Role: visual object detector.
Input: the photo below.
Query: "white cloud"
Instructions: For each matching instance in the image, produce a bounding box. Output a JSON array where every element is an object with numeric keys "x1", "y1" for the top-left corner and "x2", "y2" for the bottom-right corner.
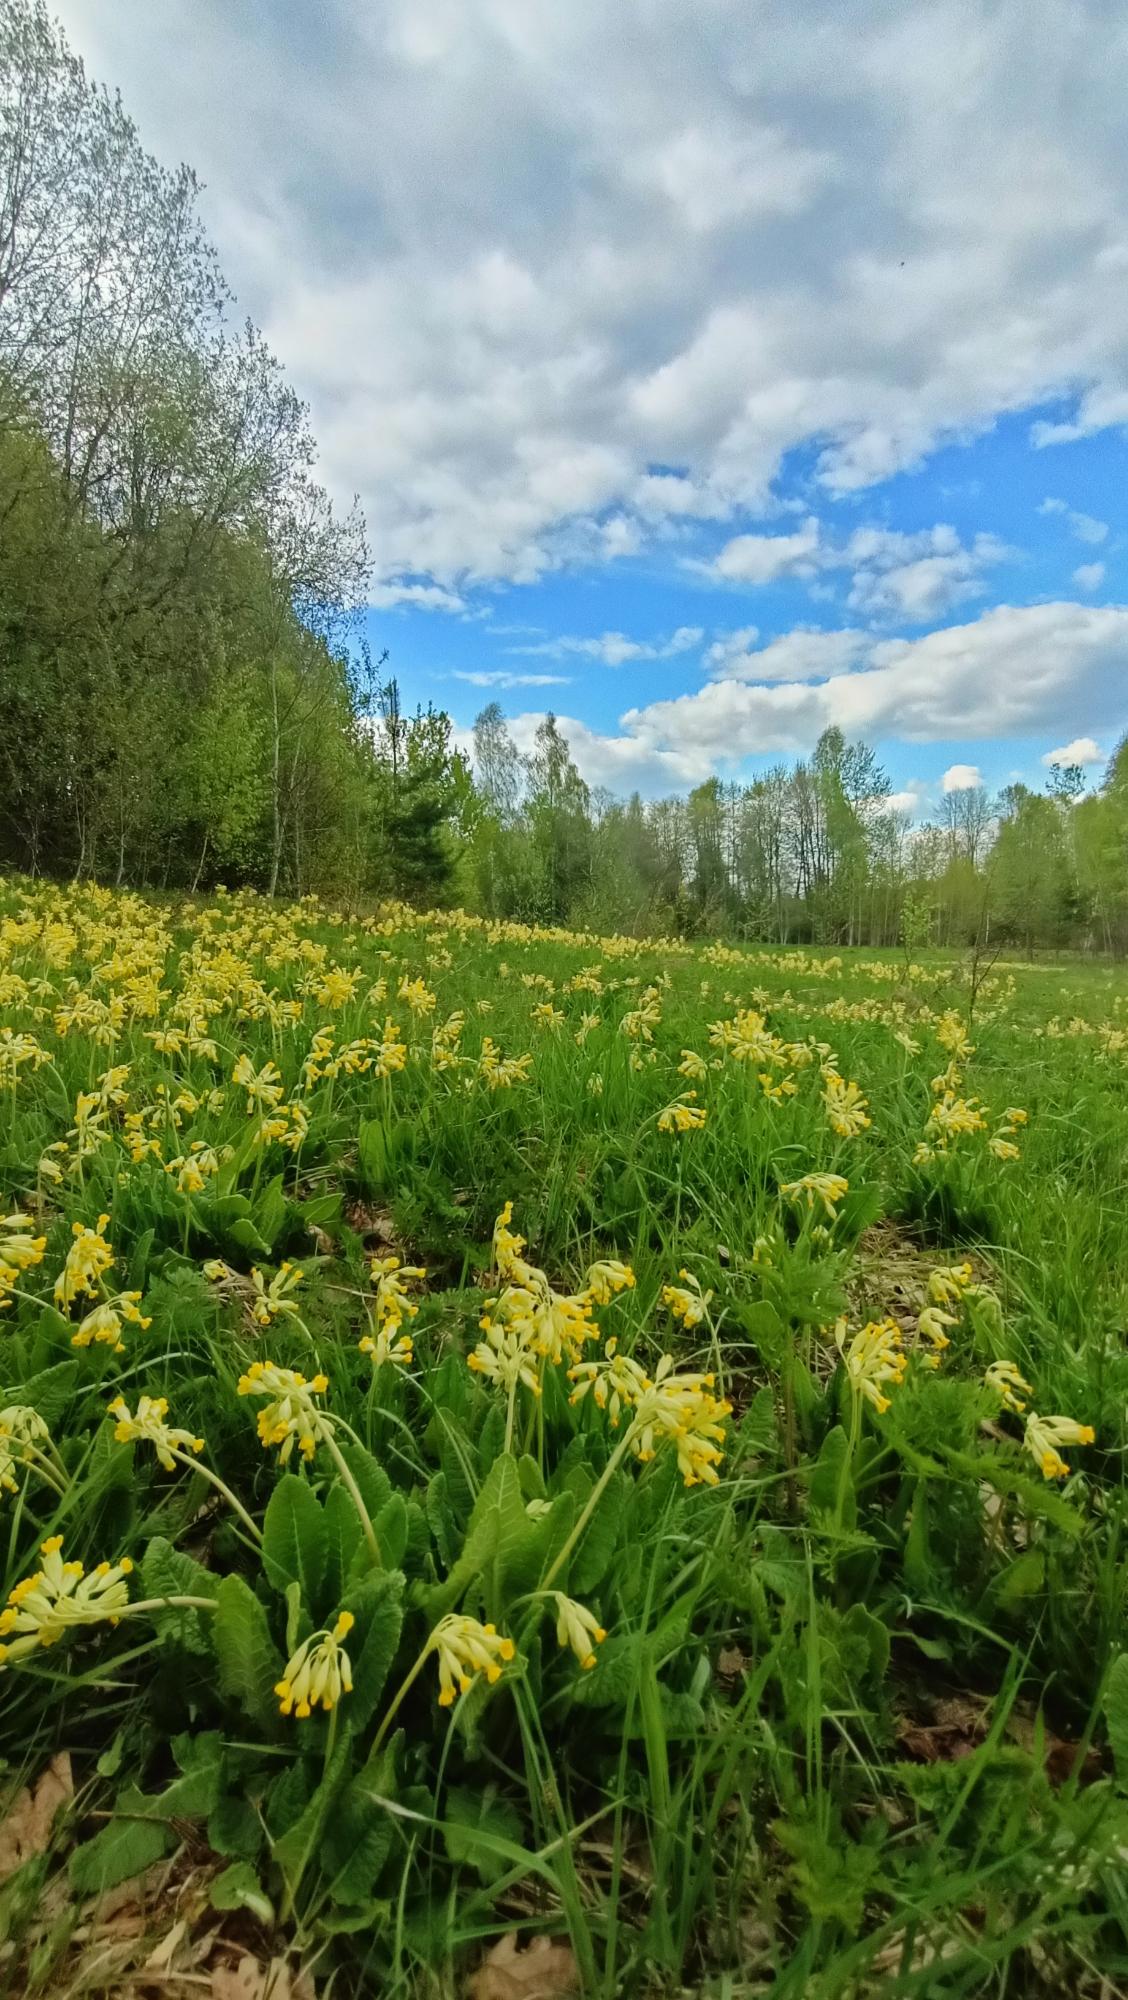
[
  {"x1": 370, "y1": 579, "x2": 468, "y2": 612},
  {"x1": 1073, "y1": 561, "x2": 1106, "y2": 591},
  {"x1": 1039, "y1": 497, "x2": 1108, "y2": 544},
  {"x1": 941, "y1": 763, "x2": 983, "y2": 793},
  {"x1": 527, "y1": 600, "x2": 1128, "y2": 788},
  {"x1": 705, "y1": 626, "x2": 868, "y2": 681},
  {"x1": 510, "y1": 625, "x2": 703, "y2": 666},
  {"x1": 695, "y1": 518, "x2": 821, "y2": 584},
  {"x1": 453, "y1": 670, "x2": 572, "y2": 688},
  {"x1": 1042, "y1": 736, "x2": 1104, "y2": 767},
  {"x1": 54, "y1": 0, "x2": 1128, "y2": 586},
  {"x1": 846, "y1": 528, "x2": 1007, "y2": 621}
]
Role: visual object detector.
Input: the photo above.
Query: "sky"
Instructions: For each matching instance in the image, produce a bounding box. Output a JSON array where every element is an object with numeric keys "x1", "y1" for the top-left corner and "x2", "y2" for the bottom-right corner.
[{"x1": 54, "y1": 0, "x2": 1128, "y2": 814}]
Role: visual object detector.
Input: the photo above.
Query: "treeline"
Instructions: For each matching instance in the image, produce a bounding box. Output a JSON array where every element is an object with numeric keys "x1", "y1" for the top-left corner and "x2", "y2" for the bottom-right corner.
[
  {"x1": 455, "y1": 705, "x2": 1128, "y2": 953},
  {"x1": 0, "y1": 0, "x2": 457, "y2": 897}
]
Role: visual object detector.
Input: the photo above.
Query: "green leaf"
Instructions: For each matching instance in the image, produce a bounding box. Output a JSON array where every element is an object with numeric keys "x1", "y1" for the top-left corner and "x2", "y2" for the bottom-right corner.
[
  {"x1": 335, "y1": 1440, "x2": 392, "y2": 1523},
  {"x1": 373, "y1": 1492, "x2": 408, "y2": 1572},
  {"x1": 253, "y1": 1174, "x2": 289, "y2": 1251},
  {"x1": 208, "y1": 1792, "x2": 263, "y2": 1861},
  {"x1": 425, "y1": 1453, "x2": 531, "y2": 1616},
  {"x1": 343, "y1": 1572, "x2": 405, "y2": 1732},
  {"x1": 992, "y1": 1550, "x2": 1045, "y2": 1609},
  {"x1": 227, "y1": 1216, "x2": 272, "y2": 1257},
  {"x1": 302, "y1": 1191, "x2": 343, "y2": 1231},
  {"x1": 323, "y1": 1481, "x2": 364, "y2": 1606},
  {"x1": 1105, "y1": 1655, "x2": 1128, "y2": 1781},
  {"x1": 213, "y1": 1574, "x2": 284, "y2": 1731},
  {"x1": 735, "y1": 1298, "x2": 786, "y2": 1368},
  {"x1": 12, "y1": 1360, "x2": 80, "y2": 1426},
  {"x1": 443, "y1": 1786, "x2": 524, "y2": 1883},
  {"x1": 808, "y1": 1424, "x2": 855, "y2": 1527},
  {"x1": 140, "y1": 1537, "x2": 217, "y2": 1656},
  {"x1": 210, "y1": 1860, "x2": 274, "y2": 1924},
  {"x1": 69, "y1": 1803, "x2": 171, "y2": 1894},
  {"x1": 322, "y1": 1787, "x2": 395, "y2": 1905},
  {"x1": 272, "y1": 1733, "x2": 351, "y2": 1888},
  {"x1": 262, "y1": 1475, "x2": 329, "y2": 1608}
]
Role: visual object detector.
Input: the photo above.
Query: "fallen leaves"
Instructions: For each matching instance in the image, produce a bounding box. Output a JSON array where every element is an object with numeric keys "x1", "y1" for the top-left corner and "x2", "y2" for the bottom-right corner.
[
  {"x1": 468, "y1": 1932, "x2": 580, "y2": 2000},
  {"x1": 0, "y1": 1751, "x2": 72, "y2": 1878},
  {"x1": 211, "y1": 1952, "x2": 316, "y2": 2000}
]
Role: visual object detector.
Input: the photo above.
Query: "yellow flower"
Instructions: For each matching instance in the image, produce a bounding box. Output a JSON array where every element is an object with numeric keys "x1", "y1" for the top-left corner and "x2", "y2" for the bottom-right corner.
[
  {"x1": 232, "y1": 1055, "x2": 284, "y2": 1112},
  {"x1": 780, "y1": 1172, "x2": 849, "y2": 1218},
  {"x1": 430, "y1": 1613, "x2": 515, "y2": 1707},
  {"x1": 72, "y1": 1291, "x2": 150, "y2": 1353},
  {"x1": 0, "y1": 1214, "x2": 46, "y2": 1271},
  {"x1": 370, "y1": 1254, "x2": 425, "y2": 1334},
  {"x1": 108, "y1": 1394, "x2": 204, "y2": 1471},
  {"x1": 678, "y1": 1049, "x2": 708, "y2": 1081},
  {"x1": 477, "y1": 1039, "x2": 533, "y2": 1088},
  {"x1": 927, "y1": 1262, "x2": 973, "y2": 1307},
  {"x1": 0, "y1": 1537, "x2": 133, "y2": 1664},
  {"x1": 1024, "y1": 1412, "x2": 1095, "y2": 1481},
  {"x1": 657, "y1": 1093, "x2": 707, "y2": 1134},
  {"x1": 568, "y1": 1337, "x2": 649, "y2": 1429},
  {"x1": 918, "y1": 1305, "x2": 957, "y2": 1355},
  {"x1": 662, "y1": 1269, "x2": 713, "y2": 1328},
  {"x1": 275, "y1": 1611, "x2": 355, "y2": 1718},
  {"x1": 629, "y1": 1356, "x2": 731, "y2": 1486},
  {"x1": 0, "y1": 1407, "x2": 51, "y2": 1496},
  {"x1": 834, "y1": 1316, "x2": 907, "y2": 1414},
  {"x1": 398, "y1": 976, "x2": 437, "y2": 1016},
  {"x1": 237, "y1": 1361, "x2": 334, "y2": 1463},
  {"x1": 584, "y1": 1258, "x2": 635, "y2": 1306},
  {"x1": 468, "y1": 1296, "x2": 542, "y2": 1397},
  {"x1": 54, "y1": 1214, "x2": 114, "y2": 1307},
  {"x1": 249, "y1": 1262, "x2": 305, "y2": 1326},
  {"x1": 823, "y1": 1075, "x2": 871, "y2": 1139},
  {"x1": 553, "y1": 1592, "x2": 606, "y2": 1669},
  {"x1": 984, "y1": 1359, "x2": 1033, "y2": 1414}
]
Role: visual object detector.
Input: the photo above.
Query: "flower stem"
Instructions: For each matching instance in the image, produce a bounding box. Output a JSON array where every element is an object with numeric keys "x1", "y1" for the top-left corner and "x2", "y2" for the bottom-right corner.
[{"x1": 322, "y1": 1432, "x2": 382, "y2": 1568}]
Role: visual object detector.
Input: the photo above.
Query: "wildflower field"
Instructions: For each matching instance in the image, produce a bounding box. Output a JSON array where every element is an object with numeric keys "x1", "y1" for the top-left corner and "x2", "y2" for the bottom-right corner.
[{"x1": 0, "y1": 879, "x2": 1127, "y2": 1997}]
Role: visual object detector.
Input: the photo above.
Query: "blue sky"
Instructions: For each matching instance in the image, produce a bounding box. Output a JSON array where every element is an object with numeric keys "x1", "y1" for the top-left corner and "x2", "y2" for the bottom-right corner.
[{"x1": 55, "y1": 0, "x2": 1128, "y2": 813}]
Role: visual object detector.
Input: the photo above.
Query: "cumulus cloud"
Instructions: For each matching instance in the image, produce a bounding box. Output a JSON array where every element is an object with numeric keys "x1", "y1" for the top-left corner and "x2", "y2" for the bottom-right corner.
[
  {"x1": 1073, "y1": 561, "x2": 1106, "y2": 591},
  {"x1": 693, "y1": 519, "x2": 821, "y2": 585},
  {"x1": 941, "y1": 763, "x2": 983, "y2": 793},
  {"x1": 52, "y1": 0, "x2": 1128, "y2": 584},
  {"x1": 1042, "y1": 736, "x2": 1104, "y2": 767},
  {"x1": 518, "y1": 601, "x2": 1128, "y2": 791},
  {"x1": 704, "y1": 626, "x2": 869, "y2": 681}
]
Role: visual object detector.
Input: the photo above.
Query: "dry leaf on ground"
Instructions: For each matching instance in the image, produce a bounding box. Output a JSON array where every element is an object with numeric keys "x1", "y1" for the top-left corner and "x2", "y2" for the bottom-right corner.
[
  {"x1": 0, "y1": 1751, "x2": 72, "y2": 1878},
  {"x1": 469, "y1": 1932, "x2": 580, "y2": 2000},
  {"x1": 211, "y1": 1952, "x2": 316, "y2": 2000}
]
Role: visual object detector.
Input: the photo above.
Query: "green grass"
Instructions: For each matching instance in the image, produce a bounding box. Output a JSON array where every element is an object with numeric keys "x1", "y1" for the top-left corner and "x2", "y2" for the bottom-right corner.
[{"x1": 0, "y1": 882, "x2": 1126, "y2": 1996}]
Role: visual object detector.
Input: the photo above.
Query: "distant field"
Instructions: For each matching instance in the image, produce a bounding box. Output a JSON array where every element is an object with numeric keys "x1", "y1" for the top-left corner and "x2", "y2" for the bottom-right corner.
[{"x1": 1, "y1": 880, "x2": 1127, "y2": 1996}]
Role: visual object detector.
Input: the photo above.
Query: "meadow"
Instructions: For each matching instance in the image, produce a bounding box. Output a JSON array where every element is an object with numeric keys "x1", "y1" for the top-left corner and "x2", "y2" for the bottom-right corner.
[{"x1": 0, "y1": 878, "x2": 1126, "y2": 1998}]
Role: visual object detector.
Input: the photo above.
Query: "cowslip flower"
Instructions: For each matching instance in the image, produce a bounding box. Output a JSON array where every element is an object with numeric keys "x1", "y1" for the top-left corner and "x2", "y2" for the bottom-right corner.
[
  {"x1": 250, "y1": 1262, "x2": 305, "y2": 1326},
  {"x1": 54, "y1": 1215, "x2": 114, "y2": 1307},
  {"x1": 108, "y1": 1394, "x2": 204, "y2": 1471},
  {"x1": 232, "y1": 1055, "x2": 284, "y2": 1113},
  {"x1": 629, "y1": 1356, "x2": 731, "y2": 1486},
  {"x1": 662, "y1": 1269, "x2": 713, "y2": 1328},
  {"x1": 927, "y1": 1262, "x2": 973, "y2": 1308},
  {"x1": 918, "y1": 1305, "x2": 957, "y2": 1364},
  {"x1": 275, "y1": 1611, "x2": 355, "y2": 1718},
  {"x1": 370, "y1": 1254, "x2": 425, "y2": 1334},
  {"x1": 678, "y1": 1049, "x2": 708, "y2": 1081},
  {"x1": 984, "y1": 1359, "x2": 1033, "y2": 1414},
  {"x1": 468, "y1": 1297, "x2": 541, "y2": 1398},
  {"x1": 553, "y1": 1592, "x2": 606, "y2": 1669},
  {"x1": 584, "y1": 1258, "x2": 636, "y2": 1307},
  {"x1": 834, "y1": 1317, "x2": 907, "y2": 1414},
  {"x1": 0, "y1": 1213, "x2": 46, "y2": 1273},
  {"x1": 0, "y1": 1537, "x2": 133, "y2": 1664},
  {"x1": 568, "y1": 1337, "x2": 650, "y2": 1429},
  {"x1": 824, "y1": 1075, "x2": 871, "y2": 1139},
  {"x1": 780, "y1": 1172, "x2": 849, "y2": 1219},
  {"x1": 72, "y1": 1291, "x2": 150, "y2": 1353},
  {"x1": 430, "y1": 1613, "x2": 515, "y2": 1707},
  {"x1": 237, "y1": 1361, "x2": 334, "y2": 1463},
  {"x1": 1024, "y1": 1412, "x2": 1095, "y2": 1481},
  {"x1": 657, "y1": 1093, "x2": 707, "y2": 1135},
  {"x1": 0, "y1": 1407, "x2": 51, "y2": 1495}
]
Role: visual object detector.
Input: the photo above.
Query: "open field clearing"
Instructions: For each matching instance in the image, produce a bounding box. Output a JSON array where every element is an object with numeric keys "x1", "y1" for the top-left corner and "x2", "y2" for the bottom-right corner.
[{"x1": 0, "y1": 880, "x2": 1124, "y2": 1995}]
